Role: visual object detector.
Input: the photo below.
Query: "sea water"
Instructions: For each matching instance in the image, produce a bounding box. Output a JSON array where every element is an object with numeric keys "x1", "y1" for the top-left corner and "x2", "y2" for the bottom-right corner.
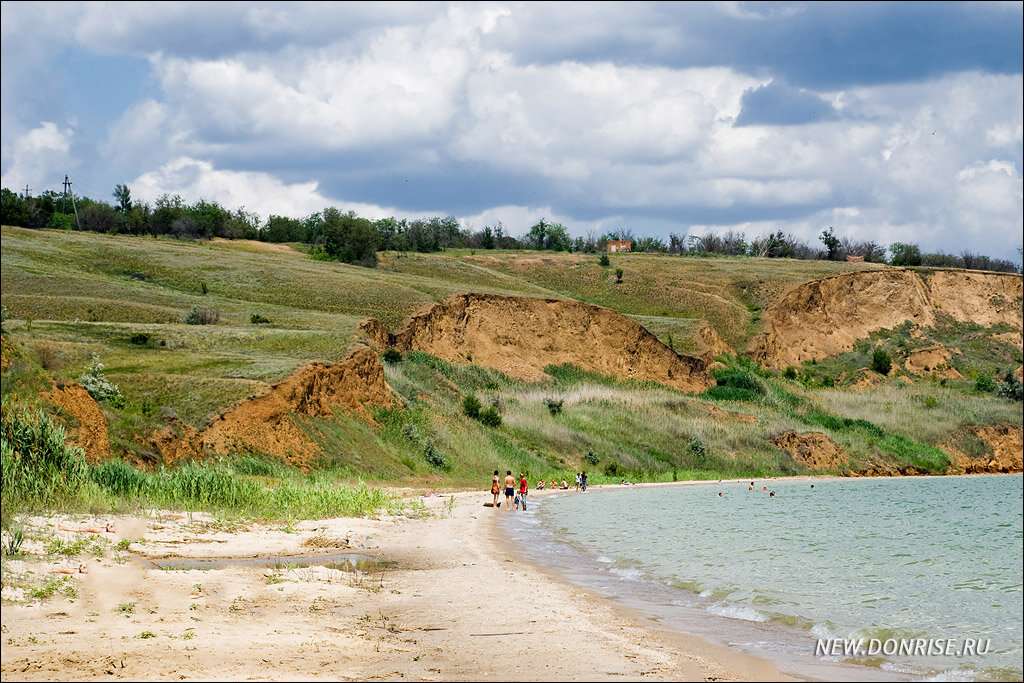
[{"x1": 499, "y1": 475, "x2": 1023, "y2": 681}]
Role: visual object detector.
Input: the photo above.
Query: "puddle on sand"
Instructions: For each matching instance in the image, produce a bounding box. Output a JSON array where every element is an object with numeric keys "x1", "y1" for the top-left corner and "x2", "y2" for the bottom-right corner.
[{"x1": 151, "y1": 553, "x2": 392, "y2": 572}]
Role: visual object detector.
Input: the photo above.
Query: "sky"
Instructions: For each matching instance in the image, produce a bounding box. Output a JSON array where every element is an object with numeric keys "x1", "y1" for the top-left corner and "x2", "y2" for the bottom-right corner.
[{"x1": 2, "y1": 1, "x2": 1022, "y2": 263}]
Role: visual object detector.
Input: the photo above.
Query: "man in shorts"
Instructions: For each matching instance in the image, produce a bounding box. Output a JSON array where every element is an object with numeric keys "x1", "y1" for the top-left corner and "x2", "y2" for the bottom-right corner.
[{"x1": 504, "y1": 470, "x2": 516, "y2": 511}]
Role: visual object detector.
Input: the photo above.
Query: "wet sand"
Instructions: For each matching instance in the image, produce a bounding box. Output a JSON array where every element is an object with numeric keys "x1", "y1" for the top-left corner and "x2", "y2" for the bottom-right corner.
[{"x1": 1, "y1": 487, "x2": 793, "y2": 681}]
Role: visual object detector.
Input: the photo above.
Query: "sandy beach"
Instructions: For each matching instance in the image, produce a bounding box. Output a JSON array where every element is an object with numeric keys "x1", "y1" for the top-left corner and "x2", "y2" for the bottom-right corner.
[{"x1": 0, "y1": 483, "x2": 793, "y2": 682}]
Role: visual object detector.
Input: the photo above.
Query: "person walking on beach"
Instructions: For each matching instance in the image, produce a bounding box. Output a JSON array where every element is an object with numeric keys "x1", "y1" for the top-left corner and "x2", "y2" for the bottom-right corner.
[
  {"x1": 519, "y1": 473, "x2": 529, "y2": 511},
  {"x1": 581, "y1": 471, "x2": 588, "y2": 492},
  {"x1": 491, "y1": 470, "x2": 501, "y2": 508},
  {"x1": 504, "y1": 470, "x2": 516, "y2": 510},
  {"x1": 575, "y1": 472, "x2": 582, "y2": 491}
]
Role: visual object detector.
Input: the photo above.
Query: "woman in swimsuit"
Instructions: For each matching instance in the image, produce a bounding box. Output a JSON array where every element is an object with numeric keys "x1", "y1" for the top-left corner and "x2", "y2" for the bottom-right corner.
[{"x1": 491, "y1": 470, "x2": 501, "y2": 507}]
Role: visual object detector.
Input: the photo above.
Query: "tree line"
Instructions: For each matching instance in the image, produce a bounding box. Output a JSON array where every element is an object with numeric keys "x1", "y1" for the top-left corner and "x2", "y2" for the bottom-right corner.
[{"x1": 0, "y1": 185, "x2": 1018, "y2": 273}]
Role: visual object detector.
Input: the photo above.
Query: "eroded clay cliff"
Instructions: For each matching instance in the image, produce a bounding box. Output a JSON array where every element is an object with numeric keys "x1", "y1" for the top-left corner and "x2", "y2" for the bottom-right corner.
[
  {"x1": 360, "y1": 292, "x2": 714, "y2": 393},
  {"x1": 748, "y1": 269, "x2": 1022, "y2": 369}
]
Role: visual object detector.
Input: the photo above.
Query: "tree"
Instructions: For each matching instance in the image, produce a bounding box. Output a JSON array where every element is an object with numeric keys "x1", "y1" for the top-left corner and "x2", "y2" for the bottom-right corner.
[
  {"x1": 263, "y1": 214, "x2": 304, "y2": 243},
  {"x1": 870, "y1": 349, "x2": 892, "y2": 375},
  {"x1": 889, "y1": 242, "x2": 921, "y2": 267},
  {"x1": 320, "y1": 208, "x2": 378, "y2": 267},
  {"x1": 820, "y1": 226, "x2": 842, "y2": 260},
  {"x1": 113, "y1": 184, "x2": 132, "y2": 213}
]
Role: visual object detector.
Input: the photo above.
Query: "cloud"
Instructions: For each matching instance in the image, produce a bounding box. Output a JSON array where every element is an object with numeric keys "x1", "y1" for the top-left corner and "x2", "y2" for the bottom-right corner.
[
  {"x1": 1, "y1": 122, "x2": 73, "y2": 191},
  {"x1": 131, "y1": 157, "x2": 334, "y2": 219}
]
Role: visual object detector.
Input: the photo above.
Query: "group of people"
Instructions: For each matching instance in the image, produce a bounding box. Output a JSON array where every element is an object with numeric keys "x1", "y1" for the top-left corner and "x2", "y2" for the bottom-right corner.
[{"x1": 489, "y1": 470, "x2": 590, "y2": 510}]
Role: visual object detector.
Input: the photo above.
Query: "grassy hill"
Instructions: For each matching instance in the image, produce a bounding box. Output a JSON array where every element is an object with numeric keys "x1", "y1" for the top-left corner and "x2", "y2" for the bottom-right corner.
[{"x1": 2, "y1": 225, "x2": 1020, "y2": 496}]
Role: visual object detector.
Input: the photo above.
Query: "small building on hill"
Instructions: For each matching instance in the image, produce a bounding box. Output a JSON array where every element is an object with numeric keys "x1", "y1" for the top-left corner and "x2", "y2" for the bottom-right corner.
[{"x1": 607, "y1": 240, "x2": 632, "y2": 253}]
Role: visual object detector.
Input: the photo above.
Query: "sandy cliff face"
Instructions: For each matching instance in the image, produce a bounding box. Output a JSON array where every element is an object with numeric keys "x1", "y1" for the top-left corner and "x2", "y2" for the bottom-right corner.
[
  {"x1": 771, "y1": 430, "x2": 849, "y2": 471},
  {"x1": 42, "y1": 382, "x2": 111, "y2": 464},
  {"x1": 944, "y1": 424, "x2": 1023, "y2": 474},
  {"x1": 748, "y1": 269, "x2": 1023, "y2": 369},
  {"x1": 360, "y1": 292, "x2": 714, "y2": 393},
  {"x1": 199, "y1": 345, "x2": 397, "y2": 469}
]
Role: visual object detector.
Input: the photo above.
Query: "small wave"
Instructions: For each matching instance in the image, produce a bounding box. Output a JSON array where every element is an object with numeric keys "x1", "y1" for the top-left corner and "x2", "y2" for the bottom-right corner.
[
  {"x1": 610, "y1": 567, "x2": 643, "y2": 580},
  {"x1": 919, "y1": 668, "x2": 982, "y2": 682},
  {"x1": 705, "y1": 603, "x2": 768, "y2": 622}
]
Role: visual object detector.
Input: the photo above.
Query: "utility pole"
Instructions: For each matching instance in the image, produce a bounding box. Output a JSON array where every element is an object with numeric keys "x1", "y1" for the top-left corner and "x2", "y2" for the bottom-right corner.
[
  {"x1": 63, "y1": 175, "x2": 82, "y2": 230},
  {"x1": 24, "y1": 184, "x2": 31, "y2": 198}
]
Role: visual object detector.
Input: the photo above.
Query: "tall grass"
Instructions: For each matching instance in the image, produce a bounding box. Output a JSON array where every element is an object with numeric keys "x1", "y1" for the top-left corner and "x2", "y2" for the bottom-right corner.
[
  {"x1": 87, "y1": 458, "x2": 401, "y2": 518},
  {"x1": 1, "y1": 403, "x2": 88, "y2": 514}
]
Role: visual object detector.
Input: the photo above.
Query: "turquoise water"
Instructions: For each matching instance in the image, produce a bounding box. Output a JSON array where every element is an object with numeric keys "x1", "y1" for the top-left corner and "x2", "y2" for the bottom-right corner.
[{"x1": 501, "y1": 475, "x2": 1023, "y2": 681}]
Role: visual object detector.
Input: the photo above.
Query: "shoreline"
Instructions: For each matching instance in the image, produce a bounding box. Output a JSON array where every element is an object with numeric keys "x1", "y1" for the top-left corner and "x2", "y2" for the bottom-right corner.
[
  {"x1": 3, "y1": 473, "x2": 1017, "y2": 680},
  {"x1": 1, "y1": 489, "x2": 793, "y2": 681},
  {"x1": 508, "y1": 474, "x2": 1022, "y2": 682}
]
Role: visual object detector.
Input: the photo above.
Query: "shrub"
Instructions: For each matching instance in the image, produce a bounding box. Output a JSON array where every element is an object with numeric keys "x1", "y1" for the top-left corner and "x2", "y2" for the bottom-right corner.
[
  {"x1": 543, "y1": 398, "x2": 564, "y2": 416},
  {"x1": 974, "y1": 373, "x2": 996, "y2": 394},
  {"x1": 870, "y1": 349, "x2": 892, "y2": 376},
  {"x1": 704, "y1": 365, "x2": 768, "y2": 402},
  {"x1": 381, "y1": 349, "x2": 402, "y2": 364},
  {"x1": 423, "y1": 440, "x2": 450, "y2": 470},
  {"x1": 463, "y1": 394, "x2": 482, "y2": 419},
  {"x1": 585, "y1": 450, "x2": 600, "y2": 466},
  {"x1": 603, "y1": 461, "x2": 621, "y2": 477},
  {"x1": 479, "y1": 406, "x2": 502, "y2": 427},
  {"x1": 250, "y1": 313, "x2": 271, "y2": 325},
  {"x1": 996, "y1": 371, "x2": 1021, "y2": 401},
  {"x1": 129, "y1": 332, "x2": 151, "y2": 346},
  {"x1": 688, "y1": 437, "x2": 708, "y2": 460},
  {"x1": 180, "y1": 306, "x2": 220, "y2": 325},
  {"x1": 78, "y1": 355, "x2": 125, "y2": 407},
  {"x1": 783, "y1": 366, "x2": 798, "y2": 380},
  {"x1": 36, "y1": 343, "x2": 65, "y2": 371},
  {"x1": 820, "y1": 375, "x2": 835, "y2": 388},
  {"x1": 1, "y1": 404, "x2": 88, "y2": 509},
  {"x1": 615, "y1": 268, "x2": 623, "y2": 283},
  {"x1": 598, "y1": 253, "x2": 610, "y2": 267}
]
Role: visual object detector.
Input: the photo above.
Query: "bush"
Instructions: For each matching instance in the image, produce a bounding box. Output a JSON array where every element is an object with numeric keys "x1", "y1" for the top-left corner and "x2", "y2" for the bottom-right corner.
[
  {"x1": 603, "y1": 461, "x2": 621, "y2": 477},
  {"x1": 463, "y1": 394, "x2": 482, "y2": 419},
  {"x1": 598, "y1": 253, "x2": 610, "y2": 267},
  {"x1": 688, "y1": 437, "x2": 708, "y2": 460},
  {"x1": 423, "y1": 440, "x2": 450, "y2": 470},
  {"x1": 543, "y1": 398, "x2": 564, "y2": 416},
  {"x1": 585, "y1": 450, "x2": 599, "y2": 466},
  {"x1": 479, "y1": 406, "x2": 502, "y2": 427},
  {"x1": 78, "y1": 355, "x2": 125, "y2": 407},
  {"x1": 704, "y1": 365, "x2": 768, "y2": 402},
  {"x1": 1, "y1": 404, "x2": 88, "y2": 509},
  {"x1": 381, "y1": 349, "x2": 403, "y2": 364},
  {"x1": 870, "y1": 349, "x2": 892, "y2": 376},
  {"x1": 974, "y1": 373, "x2": 996, "y2": 394},
  {"x1": 783, "y1": 366, "x2": 798, "y2": 380},
  {"x1": 180, "y1": 306, "x2": 220, "y2": 325},
  {"x1": 250, "y1": 313, "x2": 271, "y2": 325},
  {"x1": 615, "y1": 268, "x2": 623, "y2": 283},
  {"x1": 997, "y1": 371, "x2": 1023, "y2": 401},
  {"x1": 129, "y1": 332, "x2": 151, "y2": 346}
]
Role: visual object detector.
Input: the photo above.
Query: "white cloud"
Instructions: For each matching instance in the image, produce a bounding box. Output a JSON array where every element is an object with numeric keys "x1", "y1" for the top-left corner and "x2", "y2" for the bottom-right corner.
[
  {"x1": 1, "y1": 122, "x2": 73, "y2": 191},
  {"x1": 131, "y1": 157, "x2": 333, "y2": 219}
]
